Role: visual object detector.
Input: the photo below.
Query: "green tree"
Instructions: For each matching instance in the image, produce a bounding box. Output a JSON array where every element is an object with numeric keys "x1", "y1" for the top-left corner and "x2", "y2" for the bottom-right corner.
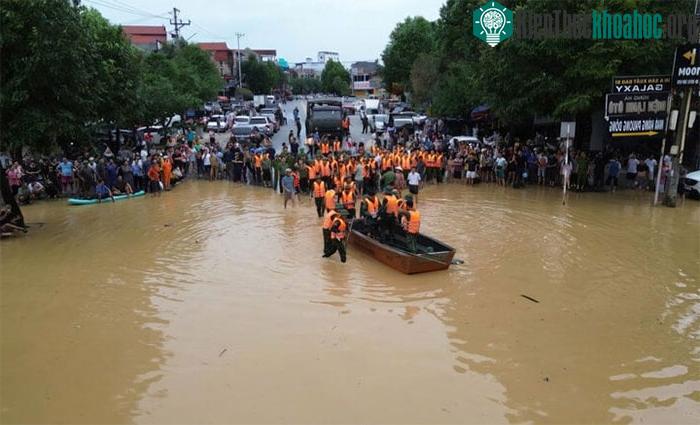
[
  {"x1": 410, "y1": 53, "x2": 439, "y2": 107},
  {"x1": 0, "y1": 0, "x2": 97, "y2": 154},
  {"x1": 242, "y1": 55, "x2": 283, "y2": 94},
  {"x1": 320, "y1": 60, "x2": 350, "y2": 96},
  {"x1": 381, "y1": 16, "x2": 435, "y2": 91},
  {"x1": 424, "y1": 0, "x2": 689, "y2": 130}
]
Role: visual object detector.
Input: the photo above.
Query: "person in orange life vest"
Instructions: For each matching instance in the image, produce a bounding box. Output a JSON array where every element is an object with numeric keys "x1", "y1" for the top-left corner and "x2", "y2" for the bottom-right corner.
[
  {"x1": 323, "y1": 214, "x2": 347, "y2": 263},
  {"x1": 399, "y1": 198, "x2": 420, "y2": 253},
  {"x1": 320, "y1": 138, "x2": 331, "y2": 155},
  {"x1": 312, "y1": 176, "x2": 326, "y2": 217},
  {"x1": 360, "y1": 190, "x2": 381, "y2": 237},
  {"x1": 322, "y1": 209, "x2": 339, "y2": 256},
  {"x1": 320, "y1": 157, "x2": 332, "y2": 188},
  {"x1": 378, "y1": 187, "x2": 399, "y2": 242},
  {"x1": 332, "y1": 138, "x2": 342, "y2": 153},
  {"x1": 324, "y1": 187, "x2": 337, "y2": 211},
  {"x1": 253, "y1": 153, "x2": 263, "y2": 185},
  {"x1": 340, "y1": 186, "x2": 356, "y2": 218}
]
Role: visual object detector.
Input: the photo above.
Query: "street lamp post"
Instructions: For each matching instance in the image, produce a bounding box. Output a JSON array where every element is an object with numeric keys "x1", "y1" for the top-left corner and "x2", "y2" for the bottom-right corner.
[{"x1": 236, "y1": 32, "x2": 245, "y2": 89}]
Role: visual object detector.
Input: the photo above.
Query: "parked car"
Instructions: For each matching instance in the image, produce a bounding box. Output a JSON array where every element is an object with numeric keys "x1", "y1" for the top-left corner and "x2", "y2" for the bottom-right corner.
[
  {"x1": 683, "y1": 170, "x2": 700, "y2": 199},
  {"x1": 412, "y1": 112, "x2": 428, "y2": 127},
  {"x1": 204, "y1": 101, "x2": 223, "y2": 114},
  {"x1": 369, "y1": 114, "x2": 388, "y2": 134},
  {"x1": 206, "y1": 114, "x2": 227, "y2": 132},
  {"x1": 231, "y1": 125, "x2": 254, "y2": 143},
  {"x1": 259, "y1": 108, "x2": 279, "y2": 131},
  {"x1": 249, "y1": 116, "x2": 274, "y2": 136},
  {"x1": 233, "y1": 115, "x2": 251, "y2": 127},
  {"x1": 389, "y1": 112, "x2": 416, "y2": 131}
]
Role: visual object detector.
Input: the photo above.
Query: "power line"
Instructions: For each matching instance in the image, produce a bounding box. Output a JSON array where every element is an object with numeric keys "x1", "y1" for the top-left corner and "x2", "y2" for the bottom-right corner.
[
  {"x1": 83, "y1": 0, "x2": 168, "y2": 20},
  {"x1": 109, "y1": 0, "x2": 169, "y2": 19}
]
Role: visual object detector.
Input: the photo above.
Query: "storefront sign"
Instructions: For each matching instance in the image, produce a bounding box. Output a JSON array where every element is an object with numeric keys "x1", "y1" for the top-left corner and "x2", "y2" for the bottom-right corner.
[
  {"x1": 611, "y1": 75, "x2": 671, "y2": 93},
  {"x1": 672, "y1": 44, "x2": 700, "y2": 87},
  {"x1": 608, "y1": 117, "x2": 665, "y2": 137},
  {"x1": 605, "y1": 92, "x2": 669, "y2": 117}
]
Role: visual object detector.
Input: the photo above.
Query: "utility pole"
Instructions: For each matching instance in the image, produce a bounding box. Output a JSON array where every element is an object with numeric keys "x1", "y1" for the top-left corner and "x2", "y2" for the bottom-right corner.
[
  {"x1": 236, "y1": 32, "x2": 245, "y2": 88},
  {"x1": 169, "y1": 7, "x2": 190, "y2": 40}
]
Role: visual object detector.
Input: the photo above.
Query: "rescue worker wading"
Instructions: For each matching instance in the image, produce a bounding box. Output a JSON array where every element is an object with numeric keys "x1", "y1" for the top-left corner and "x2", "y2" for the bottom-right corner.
[
  {"x1": 399, "y1": 199, "x2": 421, "y2": 253},
  {"x1": 312, "y1": 177, "x2": 326, "y2": 218},
  {"x1": 324, "y1": 187, "x2": 337, "y2": 212},
  {"x1": 323, "y1": 214, "x2": 348, "y2": 263},
  {"x1": 322, "y1": 209, "x2": 338, "y2": 257}
]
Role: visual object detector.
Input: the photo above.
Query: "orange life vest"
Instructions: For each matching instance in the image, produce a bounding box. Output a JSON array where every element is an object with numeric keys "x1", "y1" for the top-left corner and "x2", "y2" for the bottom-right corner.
[
  {"x1": 307, "y1": 164, "x2": 317, "y2": 180},
  {"x1": 333, "y1": 140, "x2": 341, "y2": 152},
  {"x1": 404, "y1": 210, "x2": 421, "y2": 234},
  {"x1": 341, "y1": 191, "x2": 355, "y2": 209},
  {"x1": 334, "y1": 177, "x2": 343, "y2": 192},
  {"x1": 321, "y1": 162, "x2": 331, "y2": 177},
  {"x1": 338, "y1": 164, "x2": 346, "y2": 179},
  {"x1": 322, "y1": 210, "x2": 336, "y2": 229},
  {"x1": 331, "y1": 217, "x2": 347, "y2": 240},
  {"x1": 384, "y1": 194, "x2": 398, "y2": 215},
  {"x1": 313, "y1": 180, "x2": 326, "y2": 198},
  {"x1": 321, "y1": 142, "x2": 330, "y2": 155},
  {"x1": 324, "y1": 189, "x2": 336, "y2": 210},
  {"x1": 364, "y1": 197, "x2": 379, "y2": 216},
  {"x1": 254, "y1": 154, "x2": 262, "y2": 168},
  {"x1": 314, "y1": 160, "x2": 322, "y2": 175},
  {"x1": 396, "y1": 199, "x2": 406, "y2": 215},
  {"x1": 401, "y1": 156, "x2": 411, "y2": 170}
]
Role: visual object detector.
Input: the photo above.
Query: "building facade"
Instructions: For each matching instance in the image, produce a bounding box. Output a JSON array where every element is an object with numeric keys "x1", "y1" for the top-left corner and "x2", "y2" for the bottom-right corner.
[
  {"x1": 197, "y1": 42, "x2": 235, "y2": 82},
  {"x1": 121, "y1": 25, "x2": 167, "y2": 52},
  {"x1": 294, "y1": 51, "x2": 342, "y2": 78},
  {"x1": 351, "y1": 61, "x2": 381, "y2": 97}
]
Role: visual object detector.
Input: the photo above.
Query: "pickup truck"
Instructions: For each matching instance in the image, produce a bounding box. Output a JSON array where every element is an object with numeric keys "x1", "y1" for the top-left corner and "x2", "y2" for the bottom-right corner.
[
  {"x1": 306, "y1": 99, "x2": 343, "y2": 138},
  {"x1": 389, "y1": 112, "x2": 416, "y2": 131}
]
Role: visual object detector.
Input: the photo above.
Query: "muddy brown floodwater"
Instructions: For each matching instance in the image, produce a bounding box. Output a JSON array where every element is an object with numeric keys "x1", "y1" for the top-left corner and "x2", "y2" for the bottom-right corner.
[{"x1": 1, "y1": 180, "x2": 699, "y2": 424}]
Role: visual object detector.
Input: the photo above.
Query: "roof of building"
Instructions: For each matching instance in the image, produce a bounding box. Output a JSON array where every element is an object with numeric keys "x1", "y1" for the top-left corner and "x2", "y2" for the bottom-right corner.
[
  {"x1": 122, "y1": 25, "x2": 167, "y2": 36},
  {"x1": 252, "y1": 49, "x2": 277, "y2": 56},
  {"x1": 197, "y1": 42, "x2": 230, "y2": 51},
  {"x1": 352, "y1": 61, "x2": 379, "y2": 73}
]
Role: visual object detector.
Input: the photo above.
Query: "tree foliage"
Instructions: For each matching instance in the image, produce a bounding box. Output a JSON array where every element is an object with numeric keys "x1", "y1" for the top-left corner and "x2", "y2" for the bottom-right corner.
[
  {"x1": 410, "y1": 53, "x2": 439, "y2": 107},
  {"x1": 320, "y1": 60, "x2": 351, "y2": 96},
  {"x1": 381, "y1": 0, "x2": 690, "y2": 134},
  {"x1": 381, "y1": 16, "x2": 436, "y2": 90},
  {"x1": 289, "y1": 76, "x2": 322, "y2": 94},
  {"x1": 242, "y1": 55, "x2": 284, "y2": 94},
  {"x1": 0, "y1": 0, "x2": 222, "y2": 154}
]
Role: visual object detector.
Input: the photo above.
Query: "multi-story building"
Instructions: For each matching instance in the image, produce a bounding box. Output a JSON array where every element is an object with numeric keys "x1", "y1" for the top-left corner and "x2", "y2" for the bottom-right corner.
[
  {"x1": 351, "y1": 61, "x2": 382, "y2": 97},
  {"x1": 197, "y1": 42, "x2": 235, "y2": 82},
  {"x1": 121, "y1": 25, "x2": 167, "y2": 52},
  {"x1": 294, "y1": 51, "x2": 342, "y2": 78}
]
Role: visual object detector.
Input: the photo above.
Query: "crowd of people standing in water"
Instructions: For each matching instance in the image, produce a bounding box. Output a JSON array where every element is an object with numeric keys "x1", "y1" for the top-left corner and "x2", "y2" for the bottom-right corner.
[{"x1": 1, "y1": 110, "x2": 688, "y2": 242}]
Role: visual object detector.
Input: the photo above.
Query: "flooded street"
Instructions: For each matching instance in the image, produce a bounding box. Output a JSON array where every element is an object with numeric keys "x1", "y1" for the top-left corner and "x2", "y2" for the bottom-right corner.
[{"x1": 1, "y1": 181, "x2": 699, "y2": 424}]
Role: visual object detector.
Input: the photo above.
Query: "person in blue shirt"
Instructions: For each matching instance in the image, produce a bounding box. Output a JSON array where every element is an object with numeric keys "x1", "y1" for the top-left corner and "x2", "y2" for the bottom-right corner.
[
  {"x1": 95, "y1": 179, "x2": 114, "y2": 203},
  {"x1": 606, "y1": 158, "x2": 621, "y2": 192}
]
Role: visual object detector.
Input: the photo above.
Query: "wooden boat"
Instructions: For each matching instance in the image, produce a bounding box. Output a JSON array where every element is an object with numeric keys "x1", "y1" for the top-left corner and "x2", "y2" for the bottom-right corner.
[{"x1": 348, "y1": 219, "x2": 456, "y2": 274}]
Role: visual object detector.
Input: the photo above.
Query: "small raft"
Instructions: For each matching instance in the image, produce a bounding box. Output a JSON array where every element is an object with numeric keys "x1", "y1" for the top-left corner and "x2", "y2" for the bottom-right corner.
[
  {"x1": 68, "y1": 190, "x2": 145, "y2": 205},
  {"x1": 348, "y1": 219, "x2": 456, "y2": 274}
]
